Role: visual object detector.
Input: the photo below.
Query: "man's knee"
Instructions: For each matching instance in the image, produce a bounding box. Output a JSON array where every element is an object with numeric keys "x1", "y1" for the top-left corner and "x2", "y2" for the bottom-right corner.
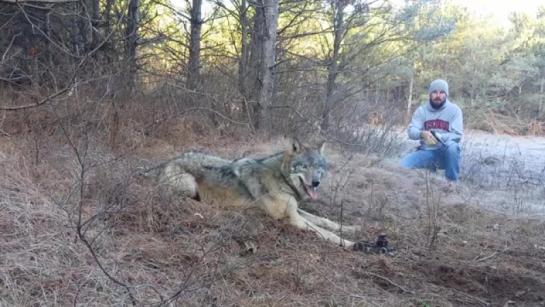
[
  {"x1": 445, "y1": 143, "x2": 460, "y2": 156},
  {"x1": 400, "y1": 150, "x2": 434, "y2": 169},
  {"x1": 400, "y1": 155, "x2": 414, "y2": 168},
  {"x1": 400, "y1": 151, "x2": 421, "y2": 168}
]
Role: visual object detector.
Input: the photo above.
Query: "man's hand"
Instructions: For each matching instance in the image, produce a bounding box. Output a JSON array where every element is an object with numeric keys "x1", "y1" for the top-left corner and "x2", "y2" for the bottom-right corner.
[{"x1": 421, "y1": 130, "x2": 438, "y2": 145}]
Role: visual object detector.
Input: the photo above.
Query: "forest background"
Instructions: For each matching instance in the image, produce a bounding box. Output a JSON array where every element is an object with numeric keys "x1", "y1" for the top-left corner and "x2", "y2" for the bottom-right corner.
[
  {"x1": 1, "y1": 0, "x2": 544, "y2": 137},
  {"x1": 2, "y1": 1, "x2": 545, "y2": 305}
]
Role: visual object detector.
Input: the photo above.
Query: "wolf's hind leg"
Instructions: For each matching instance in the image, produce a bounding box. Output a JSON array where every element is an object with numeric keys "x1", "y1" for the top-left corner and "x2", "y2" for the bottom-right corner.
[
  {"x1": 160, "y1": 164, "x2": 199, "y2": 199},
  {"x1": 297, "y1": 209, "x2": 360, "y2": 234}
]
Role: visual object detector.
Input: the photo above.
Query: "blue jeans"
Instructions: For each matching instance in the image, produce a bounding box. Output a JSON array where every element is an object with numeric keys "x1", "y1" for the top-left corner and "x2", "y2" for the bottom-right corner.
[{"x1": 400, "y1": 143, "x2": 461, "y2": 181}]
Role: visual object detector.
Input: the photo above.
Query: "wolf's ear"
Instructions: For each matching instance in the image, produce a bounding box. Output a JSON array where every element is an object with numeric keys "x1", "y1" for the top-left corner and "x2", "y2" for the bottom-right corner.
[
  {"x1": 282, "y1": 139, "x2": 301, "y2": 173},
  {"x1": 291, "y1": 138, "x2": 302, "y2": 154},
  {"x1": 318, "y1": 141, "x2": 326, "y2": 155}
]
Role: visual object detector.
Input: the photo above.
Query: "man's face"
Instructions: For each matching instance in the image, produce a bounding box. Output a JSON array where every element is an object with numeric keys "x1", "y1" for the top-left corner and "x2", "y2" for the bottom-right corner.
[{"x1": 430, "y1": 90, "x2": 447, "y2": 107}]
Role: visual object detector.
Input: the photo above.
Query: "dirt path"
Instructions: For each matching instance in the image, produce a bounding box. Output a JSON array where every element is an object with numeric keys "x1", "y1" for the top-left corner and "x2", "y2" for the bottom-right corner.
[
  {"x1": 462, "y1": 130, "x2": 545, "y2": 177},
  {"x1": 397, "y1": 129, "x2": 545, "y2": 217}
]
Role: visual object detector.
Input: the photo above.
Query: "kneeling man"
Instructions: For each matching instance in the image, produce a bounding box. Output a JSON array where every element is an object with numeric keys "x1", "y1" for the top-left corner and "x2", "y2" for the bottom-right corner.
[{"x1": 400, "y1": 79, "x2": 463, "y2": 182}]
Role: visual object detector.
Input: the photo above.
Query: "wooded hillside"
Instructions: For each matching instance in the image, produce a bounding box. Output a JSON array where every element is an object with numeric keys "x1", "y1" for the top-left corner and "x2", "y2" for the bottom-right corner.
[
  {"x1": 2, "y1": 1, "x2": 545, "y2": 306},
  {"x1": 1, "y1": 0, "x2": 544, "y2": 136}
]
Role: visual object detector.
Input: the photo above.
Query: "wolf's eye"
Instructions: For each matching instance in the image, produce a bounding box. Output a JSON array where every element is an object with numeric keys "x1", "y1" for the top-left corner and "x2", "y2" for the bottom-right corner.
[{"x1": 292, "y1": 164, "x2": 306, "y2": 171}]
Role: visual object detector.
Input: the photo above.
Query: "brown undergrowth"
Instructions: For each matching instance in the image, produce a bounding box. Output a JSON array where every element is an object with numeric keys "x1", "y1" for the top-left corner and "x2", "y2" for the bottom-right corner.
[{"x1": 1, "y1": 116, "x2": 544, "y2": 306}]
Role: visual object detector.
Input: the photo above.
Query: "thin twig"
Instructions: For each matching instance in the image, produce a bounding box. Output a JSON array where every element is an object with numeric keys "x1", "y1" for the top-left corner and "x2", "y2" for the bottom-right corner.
[
  {"x1": 0, "y1": 14, "x2": 122, "y2": 111},
  {"x1": 181, "y1": 107, "x2": 250, "y2": 126},
  {"x1": 474, "y1": 251, "x2": 498, "y2": 262},
  {"x1": 1, "y1": 32, "x2": 20, "y2": 63},
  {"x1": 0, "y1": 86, "x2": 71, "y2": 111},
  {"x1": 451, "y1": 287, "x2": 491, "y2": 306},
  {"x1": 50, "y1": 104, "x2": 137, "y2": 305},
  {"x1": 15, "y1": 2, "x2": 77, "y2": 58},
  {"x1": 365, "y1": 272, "x2": 415, "y2": 295}
]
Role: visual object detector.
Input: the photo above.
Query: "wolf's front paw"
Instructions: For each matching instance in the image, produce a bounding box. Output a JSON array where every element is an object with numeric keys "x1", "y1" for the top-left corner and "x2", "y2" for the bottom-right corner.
[
  {"x1": 352, "y1": 234, "x2": 396, "y2": 256},
  {"x1": 352, "y1": 240, "x2": 370, "y2": 252},
  {"x1": 238, "y1": 240, "x2": 257, "y2": 256},
  {"x1": 341, "y1": 225, "x2": 361, "y2": 234}
]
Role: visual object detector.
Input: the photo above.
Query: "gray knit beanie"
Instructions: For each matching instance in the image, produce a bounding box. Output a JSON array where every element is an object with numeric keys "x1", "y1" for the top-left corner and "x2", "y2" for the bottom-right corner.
[{"x1": 428, "y1": 79, "x2": 449, "y2": 96}]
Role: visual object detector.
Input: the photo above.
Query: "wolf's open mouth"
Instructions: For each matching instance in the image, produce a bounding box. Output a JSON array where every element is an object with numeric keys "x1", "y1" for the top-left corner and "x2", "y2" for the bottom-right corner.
[{"x1": 299, "y1": 178, "x2": 318, "y2": 200}]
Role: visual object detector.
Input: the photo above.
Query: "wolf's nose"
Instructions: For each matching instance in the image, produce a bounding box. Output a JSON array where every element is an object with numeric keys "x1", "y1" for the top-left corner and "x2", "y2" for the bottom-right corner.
[{"x1": 311, "y1": 181, "x2": 320, "y2": 188}]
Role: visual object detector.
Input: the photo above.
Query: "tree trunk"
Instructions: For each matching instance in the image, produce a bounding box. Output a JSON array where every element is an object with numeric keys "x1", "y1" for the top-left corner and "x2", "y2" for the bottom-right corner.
[
  {"x1": 406, "y1": 74, "x2": 414, "y2": 122},
  {"x1": 248, "y1": 1, "x2": 265, "y2": 129},
  {"x1": 187, "y1": 0, "x2": 202, "y2": 90},
  {"x1": 45, "y1": 10, "x2": 54, "y2": 71},
  {"x1": 237, "y1": 0, "x2": 253, "y2": 128},
  {"x1": 539, "y1": 77, "x2": 544, "y2": 118},
  {"x1": 238, "y1": 0, "x2": 249, "y2": 96},
  {"x1": 71, "y1": 2, "x2": 85, "y2": 56},
  {"x1": 125, "y1": 0, "x2": 140, "y2": 91},
  {"x1": 255, "y1": 0, "x2": 279, "y2": 132},
  {"x1": 321, "y1": 0, "x2": 345, "y2": 131},
  {"x1": 104, "y1": 0, "x2": 113, "y2": 34},
  {"x1": 89, "y1": 0, "x2": 100, "y2": 49}
]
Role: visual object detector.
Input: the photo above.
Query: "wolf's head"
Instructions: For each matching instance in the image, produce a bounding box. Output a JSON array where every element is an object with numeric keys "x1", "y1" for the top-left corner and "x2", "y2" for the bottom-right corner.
[{"x1": 282, "y1": 140, "x2": 328, "y2": 200}]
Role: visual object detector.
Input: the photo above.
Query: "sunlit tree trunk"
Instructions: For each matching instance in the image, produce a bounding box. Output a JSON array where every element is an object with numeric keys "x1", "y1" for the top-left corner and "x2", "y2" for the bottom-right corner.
[
  {"x1": 539, "y1": 78, "x2": 544, "y2": 118},
  {"x1": 88, "y1": 0, "x2": 100, "y2": 49},
  {"x1": 104, "y1": 0, "x2": 113, "y2": 34},
  {"x1": 125, "y1": 0, "x2": 140, "y2": 91},
  {"x1": 237, "y1": 0, "x2": 253, "y2": 128},
  {"x1": 321, "y1": 0, "x2": 346, "y2": 131},
  {"x1": 238, "y1": 0, "x2": 249, "y2": 96},
  {"x1": 248, "y1": 0, "x2": 265, "y2": 129},
  {"x1": 406, "y1": 74, "x2": 414, "y2": 122},
  {"x1": 256, "y1": 0, "x2": 279, "y2": 132},
  {"x1": 187, "y1": 0, "x2": 202, "y2": 90}
]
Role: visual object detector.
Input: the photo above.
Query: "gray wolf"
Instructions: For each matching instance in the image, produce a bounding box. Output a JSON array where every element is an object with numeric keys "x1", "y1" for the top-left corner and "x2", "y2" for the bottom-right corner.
[{"x1": 148, "y1": 140, "x2": 359, "y2": 248}]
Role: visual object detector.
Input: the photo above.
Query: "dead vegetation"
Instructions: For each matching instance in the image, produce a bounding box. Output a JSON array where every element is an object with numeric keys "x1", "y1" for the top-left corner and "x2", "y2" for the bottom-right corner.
[{"x1": 1, "y1": 101, "x2": 544, "y2": 306}]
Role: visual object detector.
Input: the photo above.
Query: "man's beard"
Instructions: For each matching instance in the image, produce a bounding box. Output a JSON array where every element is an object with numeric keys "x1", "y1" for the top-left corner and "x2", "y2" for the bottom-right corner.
[{"x1": 430, "y1": 98, "x2": 446, "y2": 110}]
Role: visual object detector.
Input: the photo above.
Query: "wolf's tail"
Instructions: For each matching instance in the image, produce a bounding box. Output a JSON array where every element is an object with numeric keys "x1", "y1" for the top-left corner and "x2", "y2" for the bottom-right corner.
[{"x1": 137, "y1": 160, "x2": 170, "y2": 178}]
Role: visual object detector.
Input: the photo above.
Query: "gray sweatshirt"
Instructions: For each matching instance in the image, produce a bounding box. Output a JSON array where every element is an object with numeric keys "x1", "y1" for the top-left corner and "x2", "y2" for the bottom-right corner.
[{"x1": 408, "y1": 99, "x2": 463, "y2": 150}]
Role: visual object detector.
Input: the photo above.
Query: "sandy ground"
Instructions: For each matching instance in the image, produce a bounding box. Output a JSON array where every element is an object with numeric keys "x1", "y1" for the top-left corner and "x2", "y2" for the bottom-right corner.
[
  {"x1": 397, "y1": 129, "x2": 545, "y2": 217},
  {"x1": 463, "y1": 129, "x2": 545, "y2": 176}
]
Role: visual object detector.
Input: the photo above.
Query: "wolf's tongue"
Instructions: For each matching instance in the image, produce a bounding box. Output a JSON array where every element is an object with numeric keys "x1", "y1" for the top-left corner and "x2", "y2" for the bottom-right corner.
[{"x1": 306, "y1": 186, "x2": 318, "y2": 200}]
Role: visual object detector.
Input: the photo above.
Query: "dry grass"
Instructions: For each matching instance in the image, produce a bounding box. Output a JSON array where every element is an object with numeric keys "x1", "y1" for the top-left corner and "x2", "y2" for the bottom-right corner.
[
  {"x1": 1, "y1": 110, "x2": 545, "y2": 306},
  {"x1": 0, "y1": 144, "x2": 125, "y2": 305}
]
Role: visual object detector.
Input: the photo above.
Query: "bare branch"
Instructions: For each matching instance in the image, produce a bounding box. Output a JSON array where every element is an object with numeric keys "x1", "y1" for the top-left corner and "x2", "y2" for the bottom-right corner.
[
  {"x1": 1, "y1": 33, "x2": 21, "y2": 64},
  {"x1": 0, "y1": 0, "x2": 76, "y2": 2},
  {"x1": 0, "y1": 13, "x2": 122, "y2": 111},
  {"x1": 15, "y1": 2, "x2": 78, "y2": 58}
]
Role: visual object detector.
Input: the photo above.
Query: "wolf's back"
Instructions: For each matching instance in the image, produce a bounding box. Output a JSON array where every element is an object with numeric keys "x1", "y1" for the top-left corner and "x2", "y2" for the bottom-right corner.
[
  {"x1": 151, "y1": 151, "x2": 233, "y2": 196},
  {"x1": 173, "y1": 152, "x2": 230, "y2": 172},
  {"x1": 163, "y1": 151, "x2": 234, "y2": 180}
]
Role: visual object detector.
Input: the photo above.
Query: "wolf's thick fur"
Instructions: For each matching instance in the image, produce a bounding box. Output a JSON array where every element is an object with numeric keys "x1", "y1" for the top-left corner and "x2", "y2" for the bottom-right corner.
[{"x1": 153, "y1": 141, "x2": 359, "y2": 248}]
